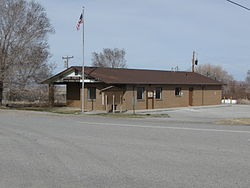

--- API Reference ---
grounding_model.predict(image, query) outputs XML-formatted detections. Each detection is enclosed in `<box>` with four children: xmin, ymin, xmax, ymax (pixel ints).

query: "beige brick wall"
<box><xmin>203</xmin><ymin>85</ymin><xmax>222</xmax><ymax>105</ymax></box>
<box><xmin>66</xmin><ymin>83</ymin><xmax>105</xmax><ymax>111</ymax></box>
<box><xmin>66</xmin><ymin>83</ymin><xmax>81</xmax><ymax>108</ymax></box>
<box><xmin>122</xmin><ymin>85</ymin><xmax>221</xmax><ymax>111</ymax></box>
<box><xmin>66</xmin><ymin>83</ymin><xmax>125</xmax><ymax>111</ymax></box>
<box><xmin>192</xmin><ymin>86</ymin><xmax>203</xmax><ymax>106</ymax></box>
<box><xmin>66</xmin><ymin>83</ymin><xmax>222</xmax><ymax>111</ymax></box>
<box><xmin>191</xmin><ymin>85</ymin><xmax>222</xmax><ymax>106</ymax></box>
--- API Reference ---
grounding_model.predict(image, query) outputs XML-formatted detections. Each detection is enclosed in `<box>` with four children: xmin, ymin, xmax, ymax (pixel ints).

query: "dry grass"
<box><xmin>215</xmin><ymin>118</ymin><xmax>250</xmax><ymax>125</ymax></box>
<box><xmin>237</xmin><ymin>99</ymin><xmax>250</xmax><ymax>104</ymax></box>
<box><xmin>1</xmin><ymin>106</ymin><xmax>170</xmax><ymax>118</ymax></box>
<box><xmin>1</xmin><ymin>106</ymin><xmax>81</xmax><ymax>114</ymax></box>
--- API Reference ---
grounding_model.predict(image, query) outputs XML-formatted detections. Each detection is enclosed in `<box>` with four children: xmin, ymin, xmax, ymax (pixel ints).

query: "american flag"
<box><xmin>76</xmin><ymin>14</ymin><xmax>83</xmax><ymax>30</ymax></box>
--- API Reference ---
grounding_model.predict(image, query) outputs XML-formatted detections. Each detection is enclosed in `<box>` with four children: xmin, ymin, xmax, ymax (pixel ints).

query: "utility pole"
<box><xmin>192</xmin><ymin>51</ymin><xmax>195</xmax><ymax>72</ymax></box>
<box><xmin>191</xmin><ymin>51</ymin><xmax>198</xmax><ymax>72</ymax></box>
<box><xmin>62</xmin><ymin>56</ymin><xmax>74</xmax><ymax>69</ymax></box>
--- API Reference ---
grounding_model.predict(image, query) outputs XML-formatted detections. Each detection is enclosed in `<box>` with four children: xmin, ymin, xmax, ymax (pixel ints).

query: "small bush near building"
<box><xmin>237</xmin><ymin>99</ymin><xmax>250</xmax><ymax>104</ymax></box>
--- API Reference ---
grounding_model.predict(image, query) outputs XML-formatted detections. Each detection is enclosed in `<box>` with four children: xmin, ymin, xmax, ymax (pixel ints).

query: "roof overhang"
<box><xmin>41</xmin><ymin>67</ymin><xmax>102</xmax><ymax>84</ymax></box>
<box><xmin>42</xmin><ymin>66</ymin><xmax>224</xmax><ymax>86</ymax></box>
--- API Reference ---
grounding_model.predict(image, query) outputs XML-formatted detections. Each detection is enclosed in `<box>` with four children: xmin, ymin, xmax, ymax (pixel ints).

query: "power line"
<box><xmin>226</xmin><ymin>0</ymin><xmax>250</xmax><ymax>11</ymax></box>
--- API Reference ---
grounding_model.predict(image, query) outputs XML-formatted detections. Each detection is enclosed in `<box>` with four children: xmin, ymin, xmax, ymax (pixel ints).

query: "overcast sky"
<box><xmin>36</xmin><ymin>0</ymin><xmax>250</xmax><ymax>81</ymax></box>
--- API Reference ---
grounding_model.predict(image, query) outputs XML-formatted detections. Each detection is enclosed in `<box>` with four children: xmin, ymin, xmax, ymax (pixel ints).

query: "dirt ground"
<box><xmin>216</xmin><ymin>118</ymin><xmax>250</xmax><ymax>125</ymax></box>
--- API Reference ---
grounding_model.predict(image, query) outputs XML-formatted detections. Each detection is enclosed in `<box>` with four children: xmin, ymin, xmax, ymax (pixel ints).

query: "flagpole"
<box><xmin>81</xmin><ymin>6</ymin><xmax>85</xmax><ymax>113</ymax></box>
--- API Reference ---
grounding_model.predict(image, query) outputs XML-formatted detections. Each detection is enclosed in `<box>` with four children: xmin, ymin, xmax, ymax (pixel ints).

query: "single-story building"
<box><xmin>42</xmin><ymin>66</ymin><xmax>223</xmax><ymax>112</ymax></box>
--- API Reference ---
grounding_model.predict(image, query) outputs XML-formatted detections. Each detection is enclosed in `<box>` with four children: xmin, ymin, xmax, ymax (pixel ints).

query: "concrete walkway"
<box><xmin>83</xmin><ymin>104</ymin><xmax>233</xmax><ymax>115</ymax></box>
<box><xmin>85</xmin><ymin>104</ymin><xmax>250</xmax><ymax>124</ymax></box>
<box><xmin>125</xmin><ymin>104</ymin><xmax>232</xmax><ymax>114</ymax></box>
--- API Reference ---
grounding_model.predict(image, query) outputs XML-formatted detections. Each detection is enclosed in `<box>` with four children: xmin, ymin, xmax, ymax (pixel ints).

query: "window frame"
<box><xmin>137</xmin><ymin>87</ymin><xmax>145</xmax><ymax>100</ymax></box>
<box><xmin>155</xmin><ymin>87</ymin><xmax>162</xmax><ymax>99</ymax></box>
<box><xmin>175</xmin><ymin>87</ymin><xmax>182</xmax><ymax>96</ymax></box>
<box><xmin>87</xmin><ymin>87</ymin><xmax>96</xmax><ymax>100</ymax></box>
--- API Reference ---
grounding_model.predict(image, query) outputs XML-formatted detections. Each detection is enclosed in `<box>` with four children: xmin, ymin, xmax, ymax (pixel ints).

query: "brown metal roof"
<box><xmin>72</xmin><ymin>66</ymin><xmax>222</xmax><ymax>85</ymax></box>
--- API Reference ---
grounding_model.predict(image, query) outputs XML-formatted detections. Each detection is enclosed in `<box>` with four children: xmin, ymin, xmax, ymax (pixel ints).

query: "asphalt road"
<box><xmin>0</xmin><ymin>106</ymin><xmax>250</xmax><ymax>188</ymax></box>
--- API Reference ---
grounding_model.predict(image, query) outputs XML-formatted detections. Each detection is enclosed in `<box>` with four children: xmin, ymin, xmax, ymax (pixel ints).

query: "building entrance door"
<box><xmin>189</xmin><ymin>88</ymin><xmax>193</xmax><ymax>106</ymax></box>
<box><xmin>146</xmin><ymin>90</ymin><xmax>154</xmax><ymax>109</ymax></box>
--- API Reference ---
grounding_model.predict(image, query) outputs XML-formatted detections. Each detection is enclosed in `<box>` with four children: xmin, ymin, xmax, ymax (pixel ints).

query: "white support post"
<box><xmin>112</xmin><ymin>94</ymin><xmax>115</xmax><ymax>113</ymax></box>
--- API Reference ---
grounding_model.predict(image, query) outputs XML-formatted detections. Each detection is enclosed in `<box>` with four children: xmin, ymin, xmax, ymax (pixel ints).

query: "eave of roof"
<box><xmin>82</xmin><ymin>66</ymin><xmax>223</xmax><ymax>85</ymax></box>
<box><xmin>42</xmin><ymin>66</ymin><xmax>223</xmax><ymax>86</ymax></box>
<box><xmin>41</xmin><ymin>67</ymin><xmax>75</xmax><ymax>84</ymax></box>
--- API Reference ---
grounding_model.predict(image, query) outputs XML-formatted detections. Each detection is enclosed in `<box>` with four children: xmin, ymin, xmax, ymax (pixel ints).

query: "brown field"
<box><xmin>215</xmin><ymin>118</ymin><xmax>250</xmax><ymax>125</ymax></box>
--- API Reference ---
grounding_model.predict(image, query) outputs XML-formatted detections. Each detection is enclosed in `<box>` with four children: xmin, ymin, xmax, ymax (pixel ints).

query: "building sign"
<box><xmin>148</xmin><ymin>91</ymin><xmax>154</xmax><ymax>98</ymax></box>
<box><xmin>63</xmin><ymin>77</ymin><xmax>81</xmax><ymax>82</ymax></box>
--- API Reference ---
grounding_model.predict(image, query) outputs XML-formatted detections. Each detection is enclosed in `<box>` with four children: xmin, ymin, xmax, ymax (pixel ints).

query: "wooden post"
<box><xmin>192</xmin><ymin>51</ymin><xmax>195</xmax><ymax>72</ymax></box>
<box><xmin>105</xmin><ymin>94</ymin><xmax>108</xmax><ymax>112</ymax></box>
<box><xmin>120</xmin><ymin>94</ymin><xmax>122</xmax><ymax>112</ymax></box>
<box><xmin>132</xmin><ymin>86</ymin><xmax>135</xmax><ymax>114</ymax></box>
<box><xmin>48</xmin><ymin>84</ymin><xmax>55</xmax><ymax>107</ymax></box>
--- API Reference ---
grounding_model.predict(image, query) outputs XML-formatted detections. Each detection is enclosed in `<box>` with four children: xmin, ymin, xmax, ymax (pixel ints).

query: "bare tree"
<box><xmin>92</xmin><ymin>48</ymin><xmax>127</xmax><ymax>68</ymax></box>
<box><xmin>0</xmin><ymin>0</ymin><xmax>54</xmax><ymax>104</ymax></box>
<box><xmin>246</xmin><ymin>70</ymin><xmax>250</xmax><ymax>84</ymax></box>
<box><xmin>245</xmin><ymin>70</ymin><xmax>250</xmax><ymax>93</ymax></box>
<box><xmin>220</xmin><ymin>70</ymin><xmax>250</xmax><ymax>100</ymax></box>
<box><xmin>196</xmin><ymin>64</ymin><xmax>235</xmax><ymax>98</ymax></box>
<box><xmin>196</xmin><ymin>64</ymin><xmax>234</xmax><ymax>83</ymax></box>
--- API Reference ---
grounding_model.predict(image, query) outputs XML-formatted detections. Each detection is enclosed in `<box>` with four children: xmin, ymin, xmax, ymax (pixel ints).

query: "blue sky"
<box><xmin>37</xmin><ymin>0</ymin><xmax>250</xmax><ymax>80</ymax></box>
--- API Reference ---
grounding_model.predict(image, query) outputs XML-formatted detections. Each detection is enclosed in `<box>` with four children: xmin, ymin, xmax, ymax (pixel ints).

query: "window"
<box><xmin>155</xmin><ymin>88</ymin><xmax>162</xmax><ymax>99</ymax></box>
<box><xmin>137</xmin><ymin>87</ymin><xmax>144</xmax><ymax>99</ymax></box>
<box><xmin>175</xmin><ymin>88</ymin><xmax>182</xmax><ymax>96</ymax></box>
<box><xmin>88</xmin><ymin>87</ymin><xmax>96</xmax><ymax>100</ymax></box>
